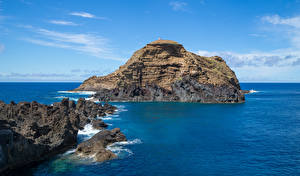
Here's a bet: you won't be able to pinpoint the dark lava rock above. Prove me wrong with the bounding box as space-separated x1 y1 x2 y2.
92 119 108 130
76 128 126 162
0 98 115 174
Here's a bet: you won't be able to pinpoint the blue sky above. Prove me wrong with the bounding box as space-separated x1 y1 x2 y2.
1 0 300 82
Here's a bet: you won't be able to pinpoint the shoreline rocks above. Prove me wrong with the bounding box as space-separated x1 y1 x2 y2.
0 98 122 174
75 39 245 103
76 128 126 162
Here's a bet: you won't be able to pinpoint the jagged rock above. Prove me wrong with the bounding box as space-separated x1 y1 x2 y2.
75 39 245 103
75 128 126 162
0 98 115 174
92 119 108 130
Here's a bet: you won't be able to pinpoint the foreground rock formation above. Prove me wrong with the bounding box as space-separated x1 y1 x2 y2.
0 98 118 174
76 128 126 162
75 39 245 103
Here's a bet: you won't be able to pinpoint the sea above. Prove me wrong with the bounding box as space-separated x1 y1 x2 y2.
0 82 300 176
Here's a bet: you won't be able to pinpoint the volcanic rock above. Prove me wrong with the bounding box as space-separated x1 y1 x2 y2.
92 119 108 130
75 128 126 162
0 98 115 174
75 39 245 103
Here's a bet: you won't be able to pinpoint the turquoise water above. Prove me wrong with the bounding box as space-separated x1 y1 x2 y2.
1 83 300 175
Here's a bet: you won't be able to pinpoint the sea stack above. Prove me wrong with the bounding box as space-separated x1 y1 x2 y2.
75 39 245 103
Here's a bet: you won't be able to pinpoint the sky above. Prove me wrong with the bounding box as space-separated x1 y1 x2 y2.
1 0 300 82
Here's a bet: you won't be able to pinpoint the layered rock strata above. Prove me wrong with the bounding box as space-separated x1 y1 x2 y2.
75 39 245 103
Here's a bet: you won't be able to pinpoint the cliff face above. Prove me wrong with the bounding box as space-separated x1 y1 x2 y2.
75 40 245 103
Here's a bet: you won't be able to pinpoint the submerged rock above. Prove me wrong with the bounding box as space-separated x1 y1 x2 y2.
0 98 116 174
75 39 245 103
76 128 126 162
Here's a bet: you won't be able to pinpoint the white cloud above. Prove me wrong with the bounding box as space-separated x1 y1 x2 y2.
49 20 78 26
21 26 123 61
69 11 108 20
169 1 187 11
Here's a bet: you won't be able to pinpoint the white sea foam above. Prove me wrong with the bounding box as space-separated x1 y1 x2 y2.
102 117 120 121
106 145 133 156
106 139 142 156
115 105 128 112
55 96 79 101
114 139 142 145
63 149 76 156
78 124 100 141
57 91 96 95
249 89 259 93
85 97 93 101
98 114 120 121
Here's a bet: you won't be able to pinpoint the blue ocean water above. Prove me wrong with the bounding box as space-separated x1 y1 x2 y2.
0 83 300 176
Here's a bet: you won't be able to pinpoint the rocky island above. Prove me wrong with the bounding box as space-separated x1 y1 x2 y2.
75 39 245 103
0 98 125 175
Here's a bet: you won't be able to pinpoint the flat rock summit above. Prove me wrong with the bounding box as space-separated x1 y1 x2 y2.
75 39 245 103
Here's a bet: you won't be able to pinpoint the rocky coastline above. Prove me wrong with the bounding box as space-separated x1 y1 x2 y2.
75 39 246 103
0 98 125 175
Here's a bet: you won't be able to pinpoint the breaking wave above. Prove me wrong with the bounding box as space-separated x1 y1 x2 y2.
249 89 259 93
55 96 78 101
106 139 142 157
77 124 100 142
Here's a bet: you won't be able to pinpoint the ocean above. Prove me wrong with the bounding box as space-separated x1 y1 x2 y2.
0 83 300 176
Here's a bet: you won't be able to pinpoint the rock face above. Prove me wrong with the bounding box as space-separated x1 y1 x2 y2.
76 128 126 162
75 39 245 103
0 98 115 174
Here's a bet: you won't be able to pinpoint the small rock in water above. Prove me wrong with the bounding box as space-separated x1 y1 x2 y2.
75 128 126 162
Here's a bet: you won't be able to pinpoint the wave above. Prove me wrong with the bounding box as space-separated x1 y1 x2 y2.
98 114 120 121
249 89 259 93
106 139 142 157
55 96 79 101
62 149 76 156
106 145 133 156
99 116 120 121
114 105 128 113
114 139 142 145
57 91 96 95
77 124 100 141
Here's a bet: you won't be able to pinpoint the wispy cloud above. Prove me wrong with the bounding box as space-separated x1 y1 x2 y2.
69 11 108 20
0 72 80 82
262 14 300 28
197 49 300 68
196 14 300 68
0 43 4 53
20 0 32 5
0 72 72 78
0 67 116 81
71 69 81 73
262 14 300 48
49 20 78 26
169 1 187 11
248 33 266 38
21 26 122 60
